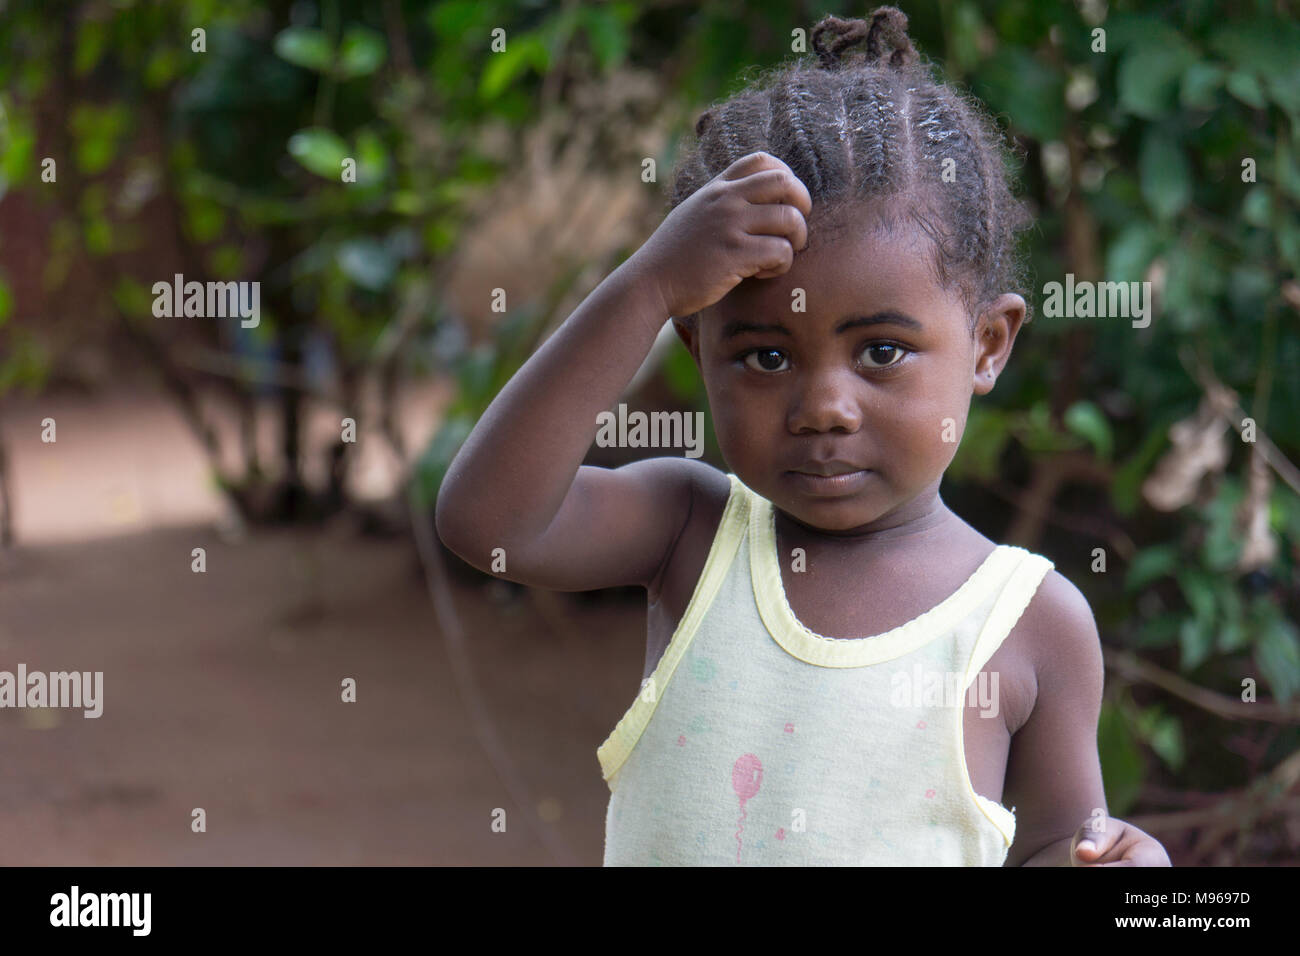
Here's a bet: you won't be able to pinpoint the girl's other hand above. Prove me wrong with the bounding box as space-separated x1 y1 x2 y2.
634 151 813 319
1070 816 1172 866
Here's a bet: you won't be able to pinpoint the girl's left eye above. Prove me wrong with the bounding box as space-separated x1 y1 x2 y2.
860 343 908 368
742 349 790 373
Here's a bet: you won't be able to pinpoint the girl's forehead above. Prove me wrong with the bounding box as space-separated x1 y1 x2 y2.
709 222 957 319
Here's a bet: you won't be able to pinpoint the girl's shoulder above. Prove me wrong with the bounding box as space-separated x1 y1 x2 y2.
1012 564 1101 677
645 458 732 602
996 551 1102 734
947 519 1099 727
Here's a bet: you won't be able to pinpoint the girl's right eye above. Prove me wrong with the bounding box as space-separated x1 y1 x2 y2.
742 348 789 373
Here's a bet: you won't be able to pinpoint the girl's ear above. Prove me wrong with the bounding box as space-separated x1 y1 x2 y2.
972 294 1026 395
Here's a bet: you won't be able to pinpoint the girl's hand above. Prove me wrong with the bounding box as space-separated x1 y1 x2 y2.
635 151 813 319
1070 816 1172 866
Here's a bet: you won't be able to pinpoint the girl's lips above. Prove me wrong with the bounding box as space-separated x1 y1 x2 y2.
784 469 872 496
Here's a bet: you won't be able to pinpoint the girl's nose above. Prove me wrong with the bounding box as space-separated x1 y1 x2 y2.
787 370 863 434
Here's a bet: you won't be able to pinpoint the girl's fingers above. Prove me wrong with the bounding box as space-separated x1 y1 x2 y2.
733 166 813 215
1071 820 1121 864
721 150 785 180
746 235 796 278
743 202 808 251
1124 839 1173 867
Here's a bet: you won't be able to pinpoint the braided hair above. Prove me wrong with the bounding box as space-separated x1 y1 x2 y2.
669 6 1033 330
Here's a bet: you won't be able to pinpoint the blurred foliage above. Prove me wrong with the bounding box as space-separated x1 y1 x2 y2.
1 0 1298 861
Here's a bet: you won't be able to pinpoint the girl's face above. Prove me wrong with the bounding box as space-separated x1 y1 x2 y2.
676 220 1025 536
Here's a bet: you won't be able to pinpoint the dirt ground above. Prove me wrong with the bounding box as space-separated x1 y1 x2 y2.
0 389 646 865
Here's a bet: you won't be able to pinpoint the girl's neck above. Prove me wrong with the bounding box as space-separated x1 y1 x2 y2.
774 482 958 551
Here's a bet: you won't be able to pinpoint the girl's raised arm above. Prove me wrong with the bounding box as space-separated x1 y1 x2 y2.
435 151 811 593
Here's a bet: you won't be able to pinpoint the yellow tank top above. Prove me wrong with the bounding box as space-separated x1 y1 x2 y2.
597 473 1054 866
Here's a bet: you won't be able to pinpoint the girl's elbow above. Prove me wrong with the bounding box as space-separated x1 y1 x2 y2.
434 481 474 558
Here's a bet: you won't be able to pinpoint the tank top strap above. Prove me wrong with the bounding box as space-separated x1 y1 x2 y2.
963 547 1055 684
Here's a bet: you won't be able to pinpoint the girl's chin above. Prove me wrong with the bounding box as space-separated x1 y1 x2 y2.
779 496 890 533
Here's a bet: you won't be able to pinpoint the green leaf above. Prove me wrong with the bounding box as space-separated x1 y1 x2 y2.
973 48 1064 142
1242 187 1271 227
1011 403 1073 454
354 128 389 183
1126 544 1180 591
1177 615 1215 673
1135 612 1181 650
663 339 702 402
1279 223 1300 274
1179 62 1224 110
1201 515 1242 571
186 200 225 243
1110 423 1174 516
1266 65 1300 118
1277 138 1300 204
1255 614 1300 704
1212 579 1246 654
84 216 112 255
144 47 179 88
0 110 35 186
287 127 350 179
0 334 50 392
0 277 11 326
479 34 549 100
1118 45 1195 119
1063 401 1112 461
70 103 128 175
338 27 386 79
74 18 108 76
211 245 244 278
429 0 494 38
1139 130 1192 220
954 412 1012 481
424 217 457 253
274 27 333 72
1210 20 1300 78
581 5 630 71
454 347 498 409
1178 569 1217 625
1200 481 1244 571
111 277 151 317
1135 705 1185 771
1098 700 1144 816
1105 222 1162 284
1226 72 1266 109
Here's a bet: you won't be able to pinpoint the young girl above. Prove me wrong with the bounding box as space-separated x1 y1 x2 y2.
436 6 1171 867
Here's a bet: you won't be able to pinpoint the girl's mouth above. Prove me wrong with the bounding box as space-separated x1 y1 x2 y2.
784 469 872 496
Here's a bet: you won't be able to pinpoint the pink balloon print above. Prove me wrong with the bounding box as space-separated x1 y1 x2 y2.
732 754 762 801
731 753 763 863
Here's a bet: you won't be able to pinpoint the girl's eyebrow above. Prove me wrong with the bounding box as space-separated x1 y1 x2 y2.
839 311 924 332
721 310 923 340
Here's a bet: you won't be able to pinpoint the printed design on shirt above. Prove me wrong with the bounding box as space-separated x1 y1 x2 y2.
731 753 763 864
677 713 712 747
691 655 716 682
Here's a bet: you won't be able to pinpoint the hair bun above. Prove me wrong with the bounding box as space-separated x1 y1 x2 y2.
811 6 917 71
